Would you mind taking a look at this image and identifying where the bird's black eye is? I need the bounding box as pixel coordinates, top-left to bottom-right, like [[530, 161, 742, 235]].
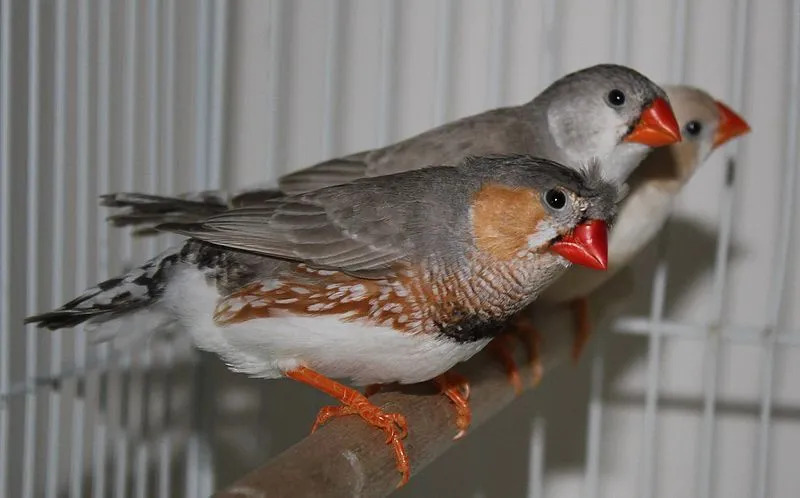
[[684, 120, 703, 137], [607, 89, 626, 107], [545, 189, 567, 210]]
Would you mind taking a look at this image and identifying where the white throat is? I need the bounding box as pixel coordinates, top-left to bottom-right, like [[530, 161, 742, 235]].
[[601, 142, 651, 184]]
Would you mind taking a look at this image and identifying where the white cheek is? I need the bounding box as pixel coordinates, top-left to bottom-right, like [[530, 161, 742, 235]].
[[697, 136, 714, 164], [526, 219, 559, 250]]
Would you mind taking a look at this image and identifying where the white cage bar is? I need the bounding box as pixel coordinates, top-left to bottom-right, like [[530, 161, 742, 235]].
[[0, 0, 12, 493]]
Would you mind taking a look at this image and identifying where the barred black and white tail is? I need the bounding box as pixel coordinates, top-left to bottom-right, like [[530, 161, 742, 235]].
[[25, 248, 181, 331]]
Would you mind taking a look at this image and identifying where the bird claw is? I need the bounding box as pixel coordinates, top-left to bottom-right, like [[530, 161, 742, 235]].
[[311, 402, 410, 485], [311, 405, 355, 432], [286, 367, 411, 487], [435, 371, 472, 439], [511, 318, 543, 387], [488, 335, 524, 395]]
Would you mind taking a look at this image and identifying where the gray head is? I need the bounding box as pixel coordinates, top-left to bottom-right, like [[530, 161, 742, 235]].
[[419, 155, 620, 270], [458, 154, 619, 224], [530, 64, 681, 183]]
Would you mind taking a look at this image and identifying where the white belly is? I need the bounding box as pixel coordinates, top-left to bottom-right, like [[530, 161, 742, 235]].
[[163, 268, 489, 385]]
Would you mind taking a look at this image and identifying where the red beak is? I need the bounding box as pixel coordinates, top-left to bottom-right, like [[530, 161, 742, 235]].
[[550, 219, 609, 270], [623, 97, 682, 147], [713, 100, 751, 148]]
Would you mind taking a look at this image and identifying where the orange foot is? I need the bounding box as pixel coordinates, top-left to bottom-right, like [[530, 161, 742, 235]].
[[488, 335, 523, 395], [571, 297, 591, 363], [434, 371, 471, 439], [286, 367, 410, 487], [512, 318, 543, 387]]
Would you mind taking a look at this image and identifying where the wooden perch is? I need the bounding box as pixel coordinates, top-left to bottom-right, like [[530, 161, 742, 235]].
[[213, 322, 576, 498]]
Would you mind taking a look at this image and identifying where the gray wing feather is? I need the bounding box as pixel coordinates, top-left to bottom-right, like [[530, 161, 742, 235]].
[[158, 194, 410, 277], [276, 107, 541, 195], [278, 157, 369, 196]]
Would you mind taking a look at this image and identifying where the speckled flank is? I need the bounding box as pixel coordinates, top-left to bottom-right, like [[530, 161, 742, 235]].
[[213, 264, 424, 332]]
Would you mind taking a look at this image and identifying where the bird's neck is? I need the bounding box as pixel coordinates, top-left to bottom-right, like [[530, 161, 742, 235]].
[[628, 146, 698, 194], [413, 253, 560, 342], [597, 142, 652, 185]]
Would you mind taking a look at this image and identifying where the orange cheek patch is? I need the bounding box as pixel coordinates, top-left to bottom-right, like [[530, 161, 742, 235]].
[[471, 184, 547, 261]]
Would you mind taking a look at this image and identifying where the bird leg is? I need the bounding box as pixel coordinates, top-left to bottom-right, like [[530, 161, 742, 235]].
[[285, 366, 410, 487], [487, 335, 524, 395], [570, 297, 591, 363], [364, 384, 382, 397], [434, 371, 471, 439], [510, 317, 544, 387]]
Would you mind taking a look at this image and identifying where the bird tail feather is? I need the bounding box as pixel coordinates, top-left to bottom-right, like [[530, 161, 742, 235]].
[[100, 192, 231, 236], [25, 247, 182, 334]]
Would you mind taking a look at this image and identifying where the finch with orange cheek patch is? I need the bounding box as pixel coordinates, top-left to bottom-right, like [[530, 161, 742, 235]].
[[27, 155, 619, 487], [101, 64, 678, 235], [528, 86, 750, 366]]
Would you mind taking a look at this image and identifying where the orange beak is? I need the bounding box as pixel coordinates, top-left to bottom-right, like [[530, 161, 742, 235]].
[[550, 219, 609, 270], [713, 100, 751, 148], [623, 97, 682, 147]]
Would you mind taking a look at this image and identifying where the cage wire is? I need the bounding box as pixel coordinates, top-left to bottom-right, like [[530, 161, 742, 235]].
[[1, 1, 799, 497]]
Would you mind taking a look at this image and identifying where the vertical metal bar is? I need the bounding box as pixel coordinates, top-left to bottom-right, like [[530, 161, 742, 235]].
[[753, 2, 800, 496], [157, 342, 174, 498], [485, 1, 509, 108], [263, 0, 286, 177], [376, 0, 398, 146], [527, 2, 562, 495], [638, 250, 668, 498], [157, 2, 176, 497], [583, 3, 631, 496], [539, 0, 561, 88], [433, 0, 454, 125], [697, 1, 750, 497], [639, 2, 691, 498], [0, 0, 11, 494], [583, 340, 606, 498], [161, 0, 176, 217], [187, 1, 211, 495], [45, 2, 68, 496], [133, 3, 160, 498], [527, 416, 546, 498], [668, 0, 689, 82], [208, 0, 228, 189], [186, 358, 208, 498], [258, 0, 287, 452], [91, 1, 112, 497], [320, 0, 343, 158], [114, 2, 139, 496], [707, 0, 750, 323], [21, 1, 41, 497], [610, 0, 631, 65], [69, 1, 92, 496], [194, 0, 210, 189], [198, 3, 229, 496], [145, 0, 160, 249]]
